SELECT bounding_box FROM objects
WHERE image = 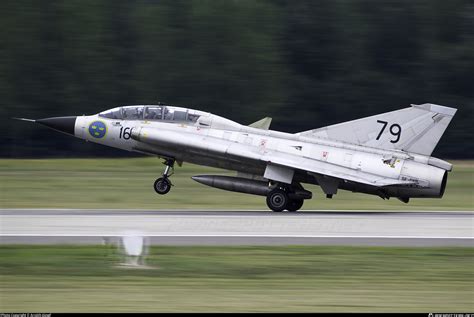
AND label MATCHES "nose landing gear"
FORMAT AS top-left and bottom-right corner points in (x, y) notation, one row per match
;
(154, 158), (175, 195)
